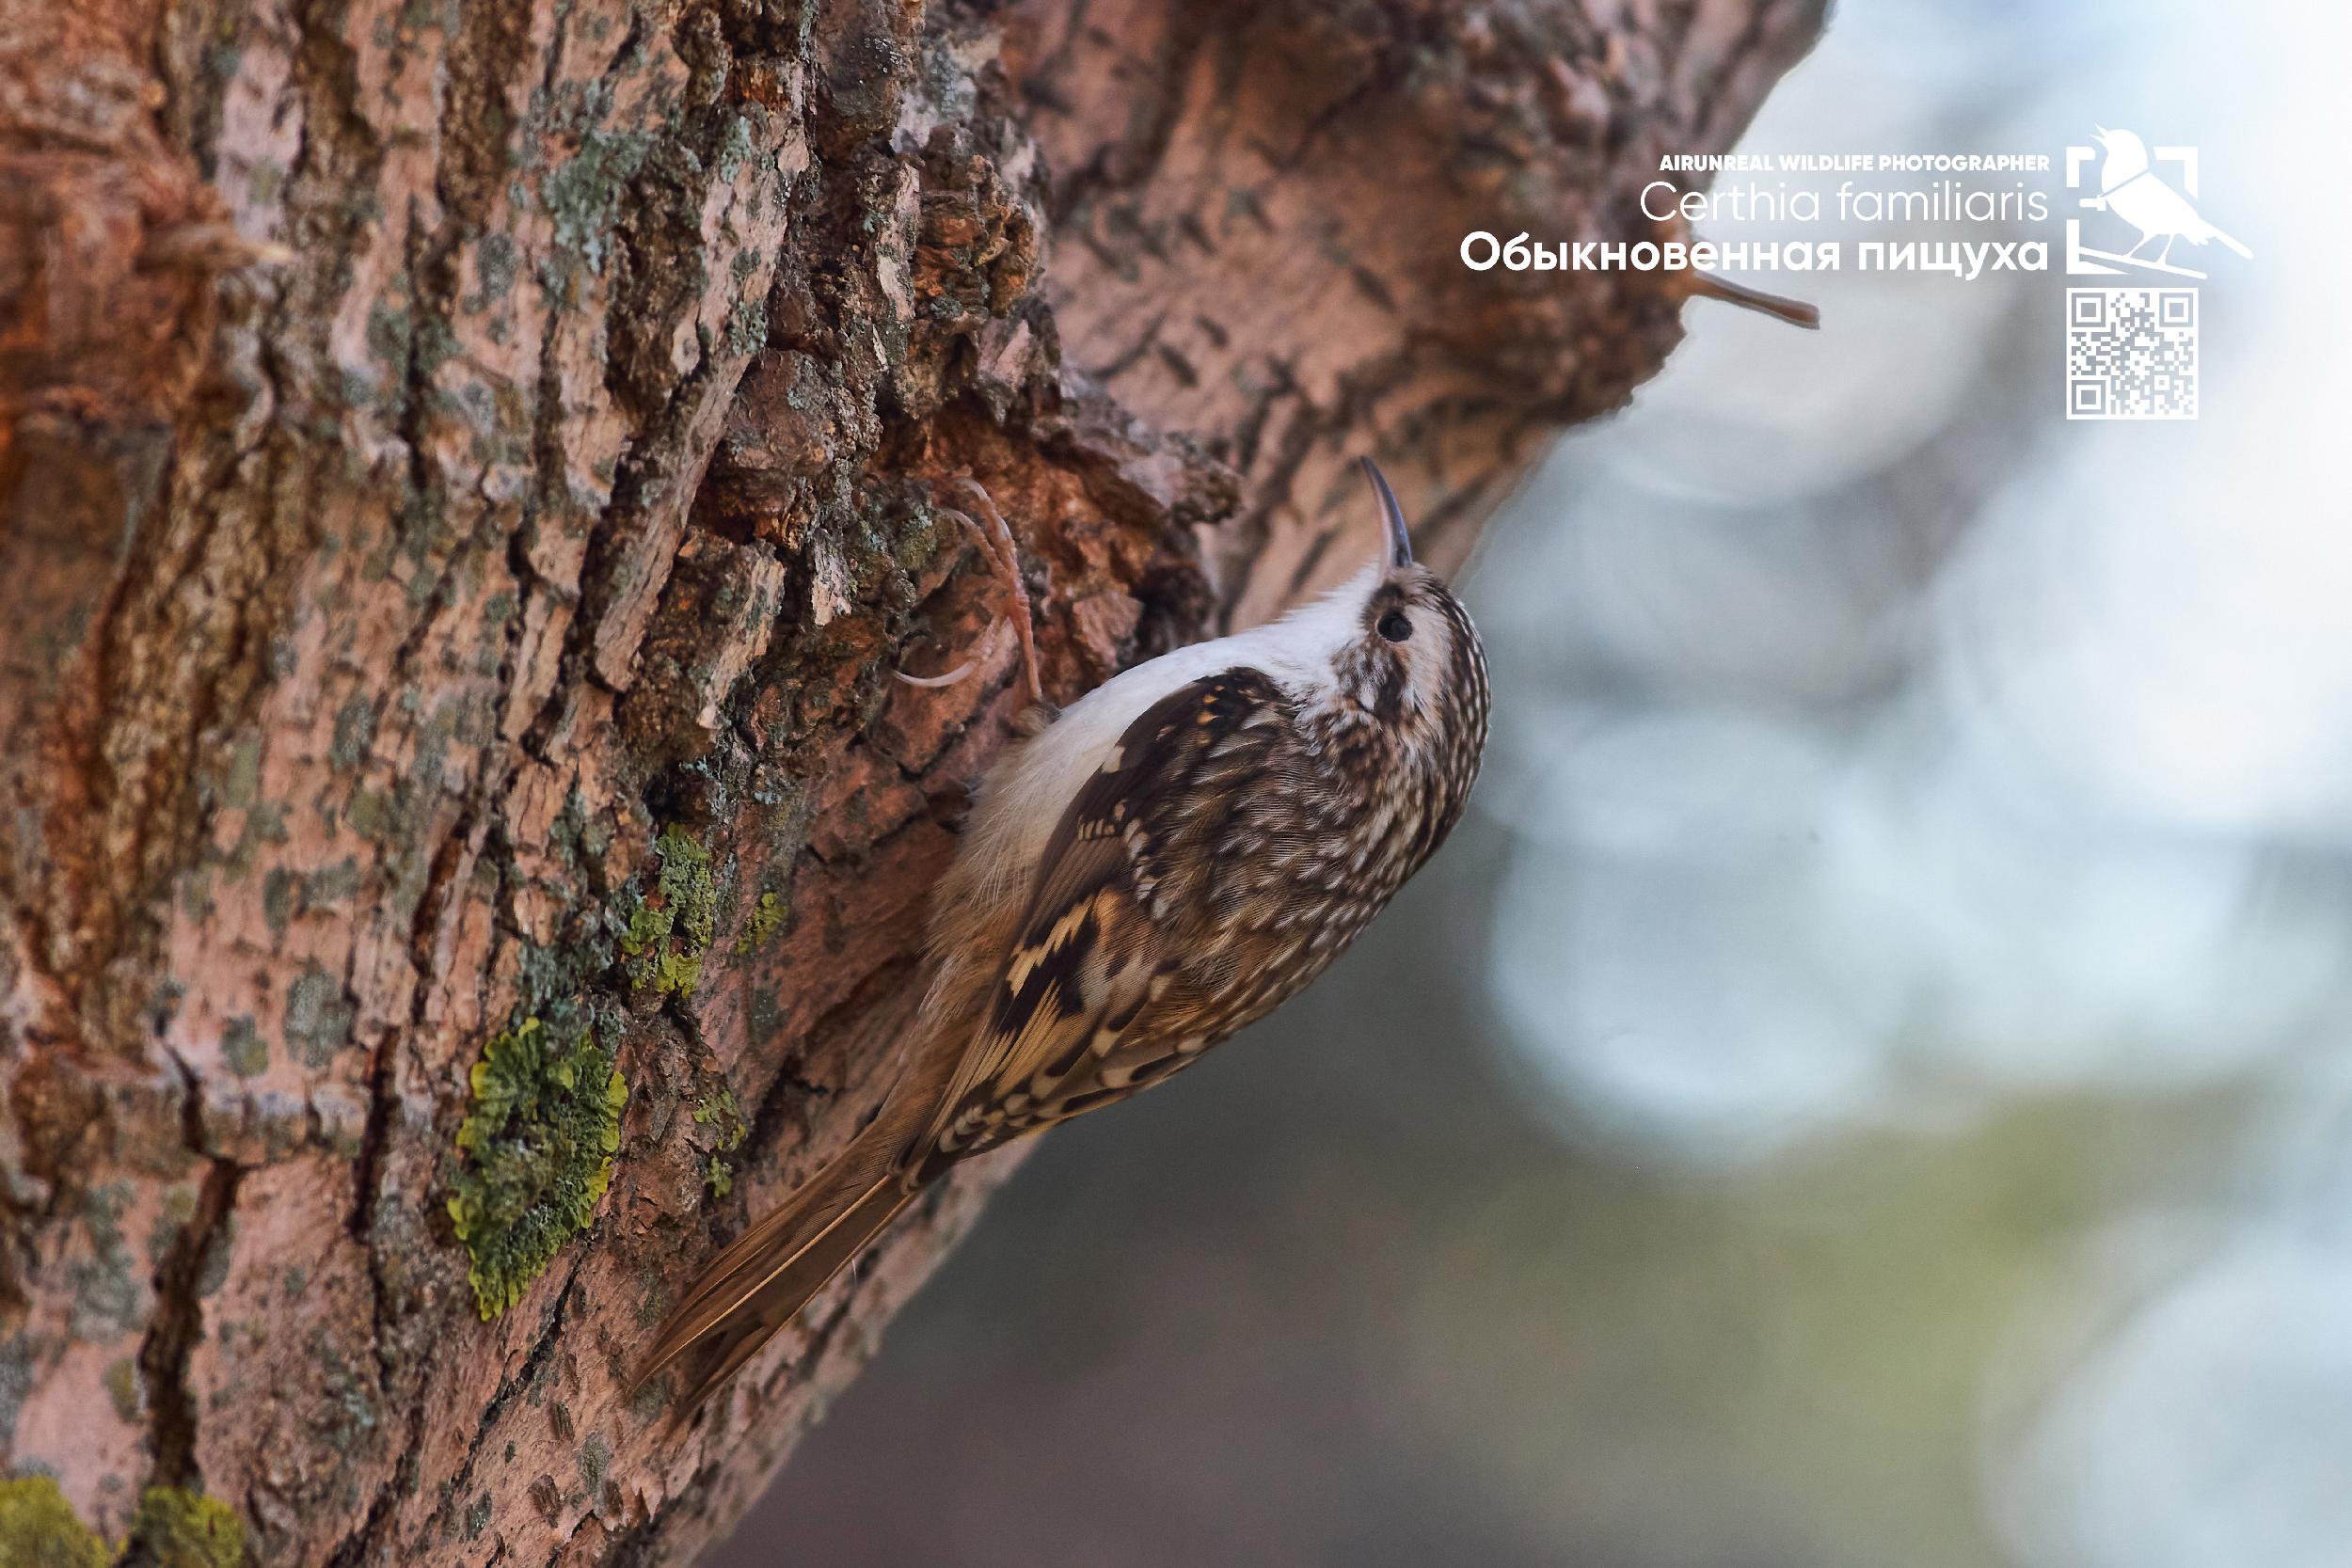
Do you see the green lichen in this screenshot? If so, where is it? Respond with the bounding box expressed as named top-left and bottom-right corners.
top-left (147, 1187), bottom-right (199, 1271)
top-left (364, 300), bottom-right (411, 375)
top-left (303, 859), bottom-right (364, 911)
top-left (0, 1475), bottom-right (107, 1568)
top-left (282, 968), bottom-right (356, 1068)
top-left (619, 827), bottom-right (717, 996)
top-left (651, 949), bottom-right (703, 996)
top-left (219, 802), bottom-right (287, 880)
top-left (732, 891), bottom-right (783, 955)
top-left (725, 293), bottom-right (769, 359)
top-left (578, 1431), bottom-right (611, 1497)
top-left (328, 695), bottom-right (378, 772)
top-left (448, 1010), bottom-right (629, 1320)
top-left (69, 1185), bottom-right (139, 1339)
top-left (103, 1358), bottom-right (140, 1423)
top-left (660, 828), bottom-right (718, 949)
top-left (475, 233), bottom-right (518, 304)
top-left (261, 869), bottom-right (296, 936)
top-left (692, 1089), bottom-right (746, 1147)
top-left (537, 125), bottom-right (658, 292)
top-left (125, 1486), bottom-right (248, 1568)
top-left (715, 114), bottom-right (759, 183)
top-left (620, 902), bottom-right (668, 954)
top-left (693, 1089), bottom-right (749, 1198)
top-left (344, 788), bottom-right (393, 842)
top-left (219, 739), bottom-right (262, 809)
top-left (0, 1337), bottom-right (31, 1449)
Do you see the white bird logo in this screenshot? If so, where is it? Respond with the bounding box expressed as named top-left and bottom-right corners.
top-left (2080, 127), bottom-right (2252, 270)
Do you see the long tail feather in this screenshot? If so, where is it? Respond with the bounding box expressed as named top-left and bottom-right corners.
top-left (666, 1181), bottom-right (916, 1414)
top-left (638, 1130), bottom-right (917, 1414)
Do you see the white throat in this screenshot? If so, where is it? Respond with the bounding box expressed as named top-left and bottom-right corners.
top-left (958, 562), bottom-right (1387, 907)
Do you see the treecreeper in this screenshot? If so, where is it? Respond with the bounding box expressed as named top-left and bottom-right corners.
top-left (642, 460), bottom-right (1492, 1412)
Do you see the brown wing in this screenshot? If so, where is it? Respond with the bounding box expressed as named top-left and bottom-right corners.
top-left (920, 667), bottom-right (1296, 1160)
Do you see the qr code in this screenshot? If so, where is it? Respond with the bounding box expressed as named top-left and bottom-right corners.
top-left (2066, 288), bottom-right (2197, 420)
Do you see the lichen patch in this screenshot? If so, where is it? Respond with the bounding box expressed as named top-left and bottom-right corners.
top-left (447, 1012), bottom-right (629, 1320)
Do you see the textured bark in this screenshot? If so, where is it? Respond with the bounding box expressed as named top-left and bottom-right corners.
top-left (0, 0), bottom-right (1820, 1562)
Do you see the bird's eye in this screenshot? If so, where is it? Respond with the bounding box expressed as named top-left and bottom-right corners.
top-left (1376, 609), bottom-right (1414, 643)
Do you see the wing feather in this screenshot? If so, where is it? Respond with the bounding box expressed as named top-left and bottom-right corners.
top-left (922, 668), bottom-right (1294, 1156)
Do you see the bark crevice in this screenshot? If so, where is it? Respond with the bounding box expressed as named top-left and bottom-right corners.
top-left (135, 1063), bottom-right (244, 1495)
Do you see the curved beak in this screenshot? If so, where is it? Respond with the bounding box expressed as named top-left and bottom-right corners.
top-left (1360, 456), bottom-right (1414, 570)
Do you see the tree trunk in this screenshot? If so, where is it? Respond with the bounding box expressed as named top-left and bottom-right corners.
top-left (0, 0), bottom-right (1820, 1561)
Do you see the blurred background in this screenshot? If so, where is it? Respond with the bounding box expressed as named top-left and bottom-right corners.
top-left (723, 3), bottom-right (2352, 1563)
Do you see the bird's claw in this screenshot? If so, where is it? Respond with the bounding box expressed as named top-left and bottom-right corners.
top-left (895, 615), bottom-right (1008, 689)
top-left (892, 477), bottom-right (1046, 709)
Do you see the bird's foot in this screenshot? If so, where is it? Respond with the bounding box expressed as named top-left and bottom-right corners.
top-left (895, 612), bottom-right (1007, 689)
top-left (894, 475), bottom-right (1046, 710)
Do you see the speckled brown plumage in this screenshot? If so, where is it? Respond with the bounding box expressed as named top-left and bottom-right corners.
top-left (643, 461), bottom-right (1489, 1414)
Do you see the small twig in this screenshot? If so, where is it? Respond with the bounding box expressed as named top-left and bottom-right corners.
top-left (1671, 266), bottom-right (1820, 329)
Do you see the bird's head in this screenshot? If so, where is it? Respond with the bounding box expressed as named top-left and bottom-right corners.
top-left (1262, 459), bottom-right (1491, 793)
top-left (2092, 127), bottom-right (2151, 168)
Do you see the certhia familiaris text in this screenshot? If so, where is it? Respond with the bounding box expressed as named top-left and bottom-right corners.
top-left (642, 458), bottom-right (1492, 1411)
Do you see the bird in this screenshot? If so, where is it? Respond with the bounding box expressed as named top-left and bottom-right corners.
top-left (639, 457), bottom-right (1491, 1413)
top-left (2082, 127), bottom-right (2251, 268)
